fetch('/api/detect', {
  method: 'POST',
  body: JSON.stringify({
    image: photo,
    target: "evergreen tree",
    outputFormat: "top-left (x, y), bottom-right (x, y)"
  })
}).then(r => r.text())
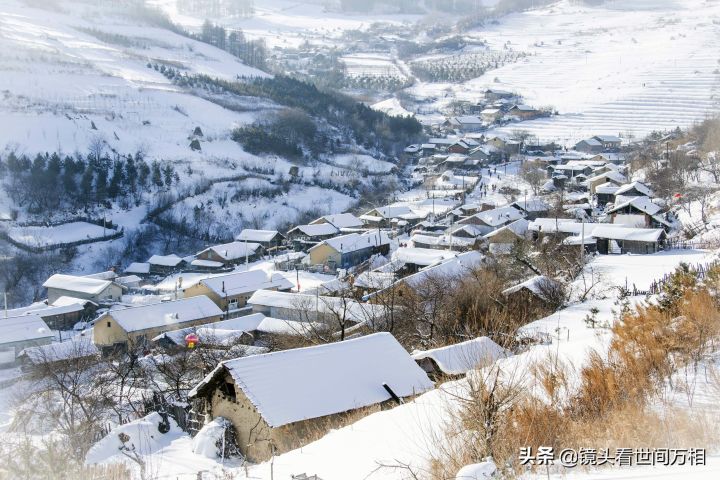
top-left (151, 161), bottom-right (163, 187)
top-left (95, 166), bottom-right (108, 201)
top-left (162, 163), bottom-right (174, 186)
top-left (62, 157), bottom-right (78, 197)
top-left (108, 160), bottom-right (125, 198)
top-left (80, 168), bottom-right (94, 201)
top-left (138, 160), bottom-right (150, 188)
top-left (125, 155), bottom-right (138, 193)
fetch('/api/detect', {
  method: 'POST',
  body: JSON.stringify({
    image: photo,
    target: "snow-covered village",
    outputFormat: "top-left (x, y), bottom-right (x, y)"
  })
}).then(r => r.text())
top-left (1, 0), bottom-right (720, 479)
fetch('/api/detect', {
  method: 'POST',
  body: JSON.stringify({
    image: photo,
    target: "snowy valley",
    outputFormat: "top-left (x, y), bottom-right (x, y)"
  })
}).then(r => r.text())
top-left (1, 1), bottom-right (720, 480)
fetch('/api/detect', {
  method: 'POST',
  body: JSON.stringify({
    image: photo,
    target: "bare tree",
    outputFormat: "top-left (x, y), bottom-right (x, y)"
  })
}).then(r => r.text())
top-left (519, 160), bottom-right (546, 195)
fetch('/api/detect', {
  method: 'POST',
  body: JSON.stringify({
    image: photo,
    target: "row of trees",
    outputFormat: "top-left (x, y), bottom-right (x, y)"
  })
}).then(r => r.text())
top-left (209, 74), bottom-right (423, 154)
top-left (177, 0), bottom-right (255, 17)
top-left (410, 50), bottom-right (527, 83)
top-left (0, 151), bottom-right (179, 214)
top-left (197, 20), bottom-right (268, 70)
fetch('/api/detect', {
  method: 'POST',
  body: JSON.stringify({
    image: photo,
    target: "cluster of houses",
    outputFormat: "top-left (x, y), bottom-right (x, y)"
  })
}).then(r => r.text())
top-left (0, 123), bottom-right (687, 465)
top-left (441, 89), bottom-right (546, 134)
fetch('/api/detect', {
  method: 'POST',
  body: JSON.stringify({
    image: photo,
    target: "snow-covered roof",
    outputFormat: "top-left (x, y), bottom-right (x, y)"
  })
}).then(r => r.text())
top-left (483, 218), bottom-right (529, 239)
top-left (84, 271), bottom-right (117, 281)
top-left (153, 313), bottom-right (267, 345)
top-left (511, 198), bottom-right (550, 213)
top-left (199, 241), bottom-right (262, 261)
top-left (20, 336), bottom-right (98, 364)
top-left (189, 333), bottom-right (434, 427)
top-left (288, 223), bottom-right (339, 237)
top-left (105, 296), bottom-right (223, 333)
top-left (52, 296), bottom-right (96, 308)
top-left (511, 104), bottom-right (536, 111)
top-left (190, 259), bottom-right (224, 268)
top-left (1, 314), bottom-right (53, 345)
top-left (247, 290), bottom-right (384, 323)
top-left (594, 135), bottom-right (621, 143)
top-left (236, 229), bottom-right (283, 243)
top-left (124, 262), bottom-right (150, 274)
top-left (255, 316), bottom-right (325, 336)
top-left (310, 231), bottom-right (390, 255)
top-left (391, 247), bottom-right (457, 267)
top-left (582, 138), bottom-right (602, 146)
top-left (412, 337), bottom-right (509, 375)
top-left (367, 205), bottom-right (418, 219)
top-left (607, 196), bottom-right (662, 216)
top-left (312, 213), bottom-right (364, 229)
top-left (528, 218), bottom-right (581, 233)
top-left (429, 138), bottom-right (454, 145)
top-left (595, 182), bottom-right (621, 194)
top-left (472, 206), bottom-right (525, 227)
top-left (614, 181), bottom-right (653, 197)
top-left (587, 170), bottom-right (627, 184)
top-left (410, 234), bottom-right (476, 248)
top-left (6, 298), bottom-right (90, 319)
top-left (590, 226), bottom-right (665, 242)
top-left (454, 116), bottom-right (483, 124)
top-left (401, 251), bottom-right (484, 290)
top-left (449, 224), bottom-right (485, 238)
top-left (115, 275), bottom-right (142, 287)
top-left (43, 274), bottom-right (114, 295)
top-left (353, 271), bottom-right (397, 290)
top-left (502, 275), bottom-right (561, 301)
top-left (147, 254), bottom-right (184, 267)
top-left (198, 270), bottom-right (293, 297)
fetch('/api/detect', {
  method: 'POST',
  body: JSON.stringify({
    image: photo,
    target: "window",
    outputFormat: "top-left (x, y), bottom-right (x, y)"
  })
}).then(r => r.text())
top-left (220, 381), bottom-right (236, 401)
top-left (107, 321), bottom-right (111, 328)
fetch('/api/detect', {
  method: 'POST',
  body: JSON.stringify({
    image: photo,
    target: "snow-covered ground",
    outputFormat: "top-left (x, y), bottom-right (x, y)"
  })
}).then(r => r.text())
top-left (0, 0), bottom-right (269, 162)
top-left (74, 246), bottom-right (718, 479)
top-left (408, 0), bottom-right (720, 144)
top-left (6, 221), bottom-right (118, 248)
top-left (150, 0), bottom-right (425, 49)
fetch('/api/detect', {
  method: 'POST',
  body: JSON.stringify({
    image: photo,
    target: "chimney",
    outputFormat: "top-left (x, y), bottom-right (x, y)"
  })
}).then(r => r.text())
top-left (222, 281), bottom-right (225, 293)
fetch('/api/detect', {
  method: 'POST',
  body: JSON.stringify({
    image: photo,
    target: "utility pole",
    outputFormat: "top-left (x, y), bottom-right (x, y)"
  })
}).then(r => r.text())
top-left (580, 216), bottom-right (585, 266)
top-left (3, 292), bottom-right (7, 318)
top-left (245, 238), bottom-right (249, 270)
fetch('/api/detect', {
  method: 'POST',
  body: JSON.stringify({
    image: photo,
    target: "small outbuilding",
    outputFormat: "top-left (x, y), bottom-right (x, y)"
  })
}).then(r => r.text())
top-left (188, 333), bottom-right (434, 462)
top-left (412, 336), bottom-right (510, 378)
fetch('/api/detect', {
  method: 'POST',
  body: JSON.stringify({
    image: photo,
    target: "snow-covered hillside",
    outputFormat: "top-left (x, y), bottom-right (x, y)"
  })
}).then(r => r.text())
top-left (0, 0), bottom-right (268, 161)
top-left (417, 0), bottom-right (720, 143)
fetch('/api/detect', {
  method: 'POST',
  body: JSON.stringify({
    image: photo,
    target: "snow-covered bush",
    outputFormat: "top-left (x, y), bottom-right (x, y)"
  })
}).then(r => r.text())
top-left (455, 459), bottom-right (497, 479)
top-left (192, 417), bottom-right (243, 460)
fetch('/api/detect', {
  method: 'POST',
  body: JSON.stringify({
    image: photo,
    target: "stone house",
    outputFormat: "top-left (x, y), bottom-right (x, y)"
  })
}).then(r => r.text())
top-left (188, 333), bottom-right (434, 462)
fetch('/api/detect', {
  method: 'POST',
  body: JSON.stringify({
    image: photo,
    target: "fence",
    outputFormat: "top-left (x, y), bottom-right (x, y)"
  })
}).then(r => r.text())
top-left (622, 259), bottom-right (720, 296)
top-left (664, 238), bottom-right (718, 251)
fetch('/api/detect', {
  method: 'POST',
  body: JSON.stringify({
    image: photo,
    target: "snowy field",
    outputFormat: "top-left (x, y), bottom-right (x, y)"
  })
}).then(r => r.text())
top-left (0, 0), bottom-right (267, 164)
top-left (341, 53), bottom-right (407, 80)
top-left (6, 221), bottom-right (118, 248)
top-left (585, 249), bottom-right (715, 293)
top-left (150, 0), bottom-right (424, 49)
top-left (408, 0), bottom-right (720, 143)
top-left (331, 153), bottom-right (396, 173)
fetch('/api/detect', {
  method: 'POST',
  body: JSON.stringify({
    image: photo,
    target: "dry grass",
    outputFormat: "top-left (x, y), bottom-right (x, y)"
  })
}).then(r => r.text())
top-left (430, 266), bottom-right (720, 478)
